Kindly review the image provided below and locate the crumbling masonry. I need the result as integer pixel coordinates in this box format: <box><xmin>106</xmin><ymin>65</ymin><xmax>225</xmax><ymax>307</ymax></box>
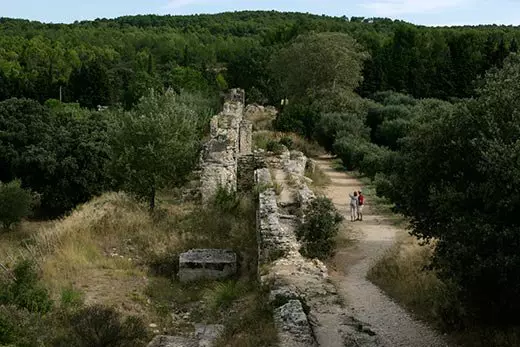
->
<box><xmin>199</xmin><ymin>89</ymin><xmax>254</xmax><ymax>203</ymax></box>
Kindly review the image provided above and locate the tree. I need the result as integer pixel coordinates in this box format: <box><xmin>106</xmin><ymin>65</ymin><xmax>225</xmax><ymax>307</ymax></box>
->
<box><xmin>110</xmin><ymin>89</ymin><xmax>209</xmax><ymax>210</ymax></box>
<box><xmin>0</xmin><ymin>98</ymin><xmax>111</xmax><ymax>217</ymax></box>
<box><xmin>269</xmin><ymin>32</ymin><xmax>368</xmax><ymax>102</ymax></box>
<box><xmin>390</xmin><ymin>53</ymin><xmax>520</xmax><ymax>323</ymax></box>
<box><xmin>0</xmin><ymin>180</ymin><xmax>38</xmax><ymax>230</ymax></box>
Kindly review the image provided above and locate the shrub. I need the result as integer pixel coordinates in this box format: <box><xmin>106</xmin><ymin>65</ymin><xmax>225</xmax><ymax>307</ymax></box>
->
<box><xmin>204</xmin><ymin>281</ymin><xmax>247</xmax><ymax>313</ymax></box>
<box><xmin>278</xmin><ymin>136</ymin><xmax>294</xmax><ymax>150</ymax></box>
<box><xmin>333</xmin><ymin>135</ymin><xmax>368</xmax><ymax>170</ymax></box>
<box><xmin>265</xmin><ymin>140</ymin><xmax>286</xmax><ymax>154</ymax></box>
<box><xmin>61</xmin><ymin>305</ymin><xmax>149</xmax><ymax>347</ymax></box>
<box><xmin>0</xmin><ymin>260</ymin><xmax>53</xmax><ymax>314</ymax></box>
<box><xmin>0</xmin><ymin>180</ymin><xmax>38</xmax><ymax>230</ymax></box>
<box><xmin>296</xmin><ymin>197</ymin><xmax>343</xmax><ymax>259</ymax></box>
<box><xmin>315</xmin><ymin>111</ymin><xmax>370</xmax><ymax>152</ymax></box>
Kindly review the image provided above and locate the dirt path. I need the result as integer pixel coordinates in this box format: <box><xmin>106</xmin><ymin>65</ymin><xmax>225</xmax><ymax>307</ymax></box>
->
<box><xmin>315</xmin><ymin>157</ymin><xmax>449</xmax><ymax>347</ymax></box>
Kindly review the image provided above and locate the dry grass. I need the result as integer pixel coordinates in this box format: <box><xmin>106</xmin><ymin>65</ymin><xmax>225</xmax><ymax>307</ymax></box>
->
<box><xmin>0</xmin><ymin>189</ymin><xmax>278</xmax><ymax>343</ymax></box>
<box><xmin>305</xmin><ymin>164</ymin><xmax>331</xmax><ymax>191</ymax></box>
<box><xmin>253</xmin><ymin>130</ymin><xmax>325</xmax><ymax>158</ymax></box>
<box><xmin>368</xmin><ymin>230</ymin><xmax>520</xmax><ymax>346</ymax></box>
<box><xmin>246</xmin><ymin>108</ymin><xmax>276</xmax><ymax>131</ymax></box>
<box><xmin>0</xmin><ymin>192</ymin><xmax>185</xmax><ymax>329</ymax></box>
<box><xmin>367</xmin><ymin>234</ymin><xmax>452</xmax><ymax>323</ymax></box>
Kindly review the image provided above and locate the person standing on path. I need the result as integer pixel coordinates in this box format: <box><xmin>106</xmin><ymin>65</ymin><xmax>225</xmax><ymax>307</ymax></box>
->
<box><xmin>348</xmin><ymin>191</ymin><xmax>359</xmax><ymax>222</ymax></box>
<box><xmin>358</xmin><ymin>190</ymin><xmax>365</xmax><ymax>221</ymax></box>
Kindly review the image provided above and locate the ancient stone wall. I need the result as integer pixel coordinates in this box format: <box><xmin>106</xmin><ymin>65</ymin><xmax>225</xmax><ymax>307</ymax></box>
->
<box><xmin>199</xmin><ymin>89</ymin><xmax>252</xmax><ymax>203</ymax></box>
<box><xmin>255</xmin><ymin>163</ymin><xmax>321</xmax><ymax>347</ymax></box>
<box><xmin>255</xmin><ymin>149</ymin><xmax>373</xmax><ymax>346</ymax></box>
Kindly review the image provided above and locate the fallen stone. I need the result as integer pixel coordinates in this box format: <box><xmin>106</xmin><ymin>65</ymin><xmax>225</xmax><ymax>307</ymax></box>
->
<box><xmin>178</xmin><ymin>249</ymin><xmax>237</xmax><ymax>283</ymax></box>
<box><xmin>194</xmin><ymin>324</ymin><xmax>225</xmax><ymax>347</ymax></box>
<box><xmin>147</xmin><ymin>335</ymin><xmax>199</xmax><ymax>347</ymax></box>
<box><xmin>340</xmin><ymin>315</ymin><xmax>386</xmax><ymax>347</ymax></box>
<box><xmin>274</xmin><ymin>300</ymin><xmax>317</xmax><ymax>347</ymax></box>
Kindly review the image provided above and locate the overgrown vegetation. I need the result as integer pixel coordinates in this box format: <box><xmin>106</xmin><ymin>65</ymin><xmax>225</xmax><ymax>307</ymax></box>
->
<box><xmin>253</xmin><ymin>131</ymin><xmax>324</xmax><ymax>157</ymax></box>
<box><xmin>0</xmin><ymin>259</ymin><xmax>150</xmax><ymax>346</ymax></box>
<box><xmin>0</xmin><ymin>180</ymin><xmax>39</xmax><ymax>230</ymax></box>
<box><xmin>296</xmin><ymin>197</ymin><xmax>343</xmax><ymax>260</ymax></box>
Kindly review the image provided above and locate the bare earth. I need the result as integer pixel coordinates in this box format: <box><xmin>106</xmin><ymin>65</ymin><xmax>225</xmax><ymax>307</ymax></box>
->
<box><xmin>315</xmin><ymin>157</ymin><xmax>450</xmax><ymax>347</ymax></box>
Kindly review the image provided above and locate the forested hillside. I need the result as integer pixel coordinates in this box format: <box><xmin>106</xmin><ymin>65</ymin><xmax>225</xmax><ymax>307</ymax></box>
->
<box><xmin>1</xmin><ymin>11</ymin><xmax>519</xmax><ymax>107</ymax></box>
<box><xmin>3</xmin><ymin>10</ymin><xmax>520</xmax><ymax>346</ymax></box>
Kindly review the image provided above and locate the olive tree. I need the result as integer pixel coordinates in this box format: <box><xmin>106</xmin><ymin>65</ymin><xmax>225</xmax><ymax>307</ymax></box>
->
<box><xmin>110</xmin><ymin>89</ymin><xmax>210</xmax><ymax>210</ymax></box>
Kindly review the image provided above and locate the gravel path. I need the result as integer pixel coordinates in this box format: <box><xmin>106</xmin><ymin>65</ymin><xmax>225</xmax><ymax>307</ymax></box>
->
<box><xmin>315</xmin><ymin>157</ymin><xmax>450</xmax><ymax>347</ymax></box>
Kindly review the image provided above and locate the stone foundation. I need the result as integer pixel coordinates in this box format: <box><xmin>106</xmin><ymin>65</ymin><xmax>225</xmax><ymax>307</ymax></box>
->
<box><xmin>178</xmin><ymin>249</ymin><xmax>237</xmax><ymax>282</ymax></box>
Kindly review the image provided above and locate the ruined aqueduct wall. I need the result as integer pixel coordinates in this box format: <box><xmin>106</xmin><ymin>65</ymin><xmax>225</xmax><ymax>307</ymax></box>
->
<box><xmin>199</xmin><ymin>90</ymin><xmax>344</xmax><ymax>346</ymax></box>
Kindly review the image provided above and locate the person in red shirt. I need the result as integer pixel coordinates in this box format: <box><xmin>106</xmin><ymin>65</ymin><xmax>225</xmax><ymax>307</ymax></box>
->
<box><xmin>358</xmin><ymin>190</ymin><xmax>365</xmax><ymax>221</ymax></box>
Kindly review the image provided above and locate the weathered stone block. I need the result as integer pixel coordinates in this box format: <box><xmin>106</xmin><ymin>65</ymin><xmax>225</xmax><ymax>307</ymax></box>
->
<box><xmin>178</xmin><ymin>249</ymin><xmax>237</xmax><ymax>282</ymax></box>
<box><xmin>239</xmin><ymin>120</ymin><xmax>253</xmax><ymax>155</ymax></box>
<box><xmin>147</xmin><ymin>336</ymin><xmax>199</xmax><ymax>347</ymax></box>
<box><xmin>274</xmin><ymin>300</ymin><xmax>318</xmax><ymax>347</ymax></box>
<box><xmin>194</xmin><ymin>324</ymin><xmax>225</xmax><ymax>347</ymax></box>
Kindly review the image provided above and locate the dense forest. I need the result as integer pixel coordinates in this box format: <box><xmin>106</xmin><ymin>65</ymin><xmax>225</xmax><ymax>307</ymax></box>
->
<box><xmin>0</xmin><ymin>11</ymin><xmax>519</xmax><ymax>107</ymax></box>
<box><xmin>2</xmin><ymin>10</ymin><xmax>520</xmax><ymax>345</ymax></box>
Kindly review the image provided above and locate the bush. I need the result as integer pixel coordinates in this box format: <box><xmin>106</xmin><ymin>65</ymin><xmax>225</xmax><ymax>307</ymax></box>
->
<box><xmin>265</xmin><ymin>140</ymin><xmax>286</xmax><ymax>154</ymax></box>
<box><xmin>278</xmin><ymin>136</ymin><xmax>294</xmax><ymax>150</ymax></box>
<box><xmin>0</xmin><ymin>260</ymin><xmax>53</xmax><ymax>314</ymax></box>
<box><xmin>296</xmin><ymin>197</ymin><xmax>343</xmax><ymax>259</ymax></box>
<box><xmin>274</xmin><ymin>103</ymin><xmax>320</xmax><ymax>139</ymax></box>
<box><xmin>333</xmin><ymin>135</ymin><xmax>369</xmax><ymax>170</ymax></box>
<box><xmin>60</xmin><ymin>305</ymin><xmax>149</xmax><ymax>347</ymax></box>
<box><xmin>0</xmin><ymin>180</ymin><xmax>38</xmax><ymax>230</ymax></box>
<box><xmin>204</xmin><ymin>281</ymin><xmax>247</xmax><ymax>313</ymax></box>
<box><xmin>315</xmin><ymin>111</ymin><xmax>370</xmax><ymax>152</ymax></box>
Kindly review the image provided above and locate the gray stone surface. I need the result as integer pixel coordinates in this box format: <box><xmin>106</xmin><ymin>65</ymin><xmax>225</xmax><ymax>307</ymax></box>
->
<box><xmin>194</xmin><ymin>324</ymin><xmax>225</xmax><ymax>347</ymax></box>
<box><xmin>239</xmin><ymin>120</ymin><xmax>253</xmax><ymax>155</ymax></box>
<box><xmin>178</xmin><ymin>249</ymin><xmax>237</xmax><ymax>282</ymax></box>
<box><xmin>274</xmin><ymin>300</ymin><xmax>317</xmax><ymax>347</ymax></box>
<box><xmin>200</xmin><ymin>90</ymin><xmax>246</xmax><ymax>203</ymax></box>
<box><xmin>147</xmin><ymin>336</ymin><xmax>199</xmax><ymax>347</ymax></box>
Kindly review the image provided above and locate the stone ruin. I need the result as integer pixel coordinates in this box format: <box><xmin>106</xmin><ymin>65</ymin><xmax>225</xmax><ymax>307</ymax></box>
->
<box><xmin>255</xmin><ymin>148</ymin><xmax>383</xmax><ymax>346</ymax></box>
<box><xmin>153</xmin><ymin>89</ymin><xmax>383</xmax><ymax>347</ymax></box>
<box><xmin>199</xmin><ymin>89</ymin><xmax>254</xmax><ymax>203</ymax></box>
<box><xmin>178</xmin><ymin>249</ymin><xmax>237</xmax><ymax>283</ymax></box>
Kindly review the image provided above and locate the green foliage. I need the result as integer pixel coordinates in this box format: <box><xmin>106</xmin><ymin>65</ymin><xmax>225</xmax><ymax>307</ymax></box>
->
<box><xmin>60</xmin><ymin>286</ymin><xmax>84</xmax><ymax>309</ymax></box>
<box><xmin>0</xmin><ymin>98</ymin><xmax>111</xmax><ymax>217</ymax></box>
<box><xmin>216</xmin><ymin>73</ymin><xmax>228</xmax><ymax>91</ymax></box>
<box><xmin>0</xmin><ymin>260</ymin><xmax>53</xmax><ymax>314</ymax></box>
<box><xmin>274</xmin><ymin>103</ymin><xmax>320</xmax><ymax>139</ymax></box>
<box><xmin>278</xmin><ymin>136</ymin><xmax>294</xmax><ymax>150</ymax></box>
<box><xmin>269</xmin><ymin>32</ymin><xmax>368</xmax><ymax>101</ymax></box>
<box><xmin>265</xmin><ymin>140</ymin><xmax>286</xmax><ymax>154</ymax></box>
<box><xmin>110</xmin><ymin>89</ymin><xmax>210</xmax><ymax>210</ymax></box>
<box><xmin>315</xmin><ymin>111</ymin><xmax>370</xmax><ymax>152</ymax></box>
<box><xmin>58</xmin><ymin>305</ymin><xmax>149</xmax><ymax>347</ymax></box>
<box><xmin>387</xmin><ymin>54</ymin><xmax>520</xmax><ymax>324</ymax></box>
<box><xmin>0</xmin><ymin>180</ymin><xmax>38</xmax><ymax>229</ymax></box>
<box><xmin>203</xmin><ymin>281</ymin><xmax>247</xmax><ymax>313</ymax></box>
<box><xmin>296</xmin><ymin>197</ymin><xmax>343</xmax><ymax>259</ymax></box>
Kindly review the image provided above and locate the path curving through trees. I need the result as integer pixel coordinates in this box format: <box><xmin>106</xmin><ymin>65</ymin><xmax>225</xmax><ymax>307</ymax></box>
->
<box><xmin>315</xmin><ymin>156</ymin><xmax>450</xmax><ymax>347</ymax></box>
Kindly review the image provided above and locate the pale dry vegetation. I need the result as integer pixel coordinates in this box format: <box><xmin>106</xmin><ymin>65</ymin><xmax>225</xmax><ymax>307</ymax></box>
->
<box><xmin>0</xmin><ymin>189</ymin><xmax>278</xmax><ymax>344</ymax></box>
<box><xmin>253</xmin><ymin>130</ymin><xmax>325</xmax><ymax>158</ymax></box>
